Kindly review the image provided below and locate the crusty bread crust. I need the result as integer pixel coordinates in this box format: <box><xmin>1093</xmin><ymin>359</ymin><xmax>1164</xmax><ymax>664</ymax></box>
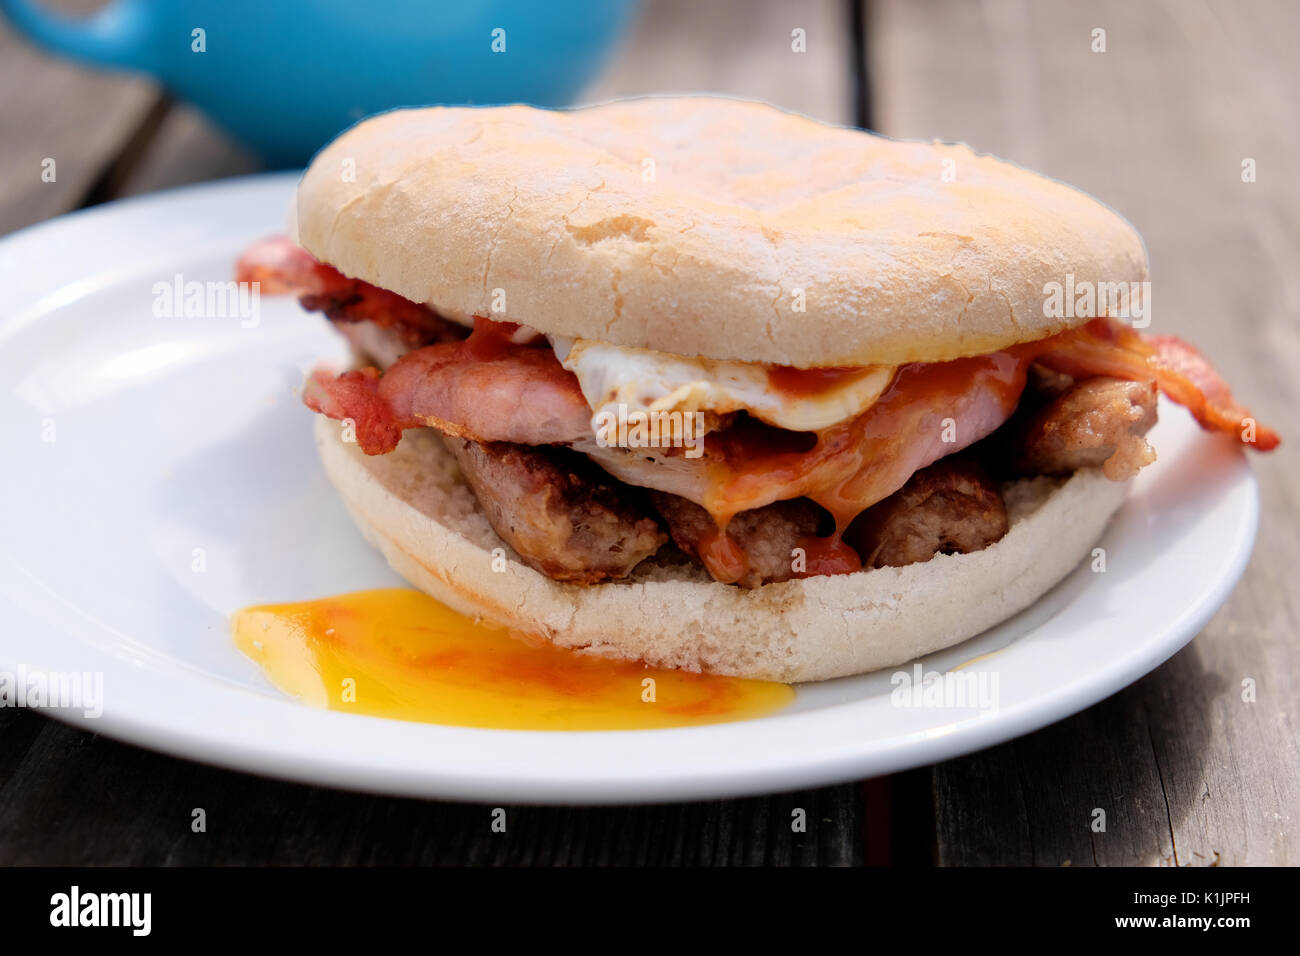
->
<box><xmin>314</xmin><ymin>416</ymin><xmax>1129</xmax><ymax>682</ymax></box>
<box><xmin>295</xmin><ymin>97</ymin><xmax>1148</xmax><ymax>368</ymax></box>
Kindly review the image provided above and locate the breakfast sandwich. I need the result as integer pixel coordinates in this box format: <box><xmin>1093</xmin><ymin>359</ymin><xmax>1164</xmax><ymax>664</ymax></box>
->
<box><xmin>237</xmin><ymin>96</ymin><xmax>1277</xmax><ymax>682</ymax></box>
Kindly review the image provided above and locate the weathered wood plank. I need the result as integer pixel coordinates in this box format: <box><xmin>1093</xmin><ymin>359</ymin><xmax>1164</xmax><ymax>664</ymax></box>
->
<box><xmin>0</xmin><ymin>4</ymin><xmax>162</xmax><ymax>233</ymax></box>
<box><xmin>582</xmin><ymin>0</ymin><xmax>856</xmax><ymax>125</ymax></box>
<box><xmin>0</xmin><ymin>712</ymin><xmax>864</xmax><ymax>865</ymax></box>
<box><xmin>870</xmin><ymin>0</ymin><xmax>1300</xmax><ymax>866</ymax></box>
<box><xmin>115</xmin><ymin>103</ymin><xmax>260</xmax><ymax>197</ymax></box>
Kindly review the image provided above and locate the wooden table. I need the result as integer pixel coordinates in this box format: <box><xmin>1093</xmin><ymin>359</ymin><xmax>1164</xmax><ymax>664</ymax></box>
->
<box><xmin>1</xmin><ymin>0</ymin><xmax>1294</xmax><ymax>866</ymax></box>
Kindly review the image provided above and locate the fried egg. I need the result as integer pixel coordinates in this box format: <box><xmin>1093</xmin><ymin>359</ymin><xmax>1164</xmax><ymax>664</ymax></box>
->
<box><xmin>552</xmin><ymin>337</ymin><xmax>895</xmax><ymax>433</ymax></box>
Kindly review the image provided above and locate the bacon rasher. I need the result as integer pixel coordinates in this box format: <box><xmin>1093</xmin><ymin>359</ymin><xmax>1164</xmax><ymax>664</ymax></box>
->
<box><xmin>236</xmin><ymin>235</ymin><xmax>461</xmax><ymax>347</ymax></box>
<box><xmin>1034</xmin><ymin>318</ymin><xmax>1280</xmax><ymax>450</ymax></box>
<box><xmin>303</xmin><ymin>322</ymin><xmax>592</xmax><ymax>455</ymax></box>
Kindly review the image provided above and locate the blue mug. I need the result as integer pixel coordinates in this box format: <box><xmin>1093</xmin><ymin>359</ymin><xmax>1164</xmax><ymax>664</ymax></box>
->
<box><xmin>1</xmin><ymin>0</ymin><xmax>639</xmax><ymax>166</ymax></box>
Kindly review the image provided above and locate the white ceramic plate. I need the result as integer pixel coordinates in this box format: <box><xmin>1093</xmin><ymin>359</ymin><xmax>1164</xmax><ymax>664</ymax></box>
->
<box><xmin>0</xmin><ymin>174</ymin><xmax>1260</xmax><ymax>803</ymax></box>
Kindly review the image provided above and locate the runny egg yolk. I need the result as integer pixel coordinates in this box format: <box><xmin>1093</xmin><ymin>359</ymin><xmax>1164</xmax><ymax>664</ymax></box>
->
<box><xmin>232</xmin><ymin>588</ymin><xmax>794</xmax><ymax>731</ymax></box>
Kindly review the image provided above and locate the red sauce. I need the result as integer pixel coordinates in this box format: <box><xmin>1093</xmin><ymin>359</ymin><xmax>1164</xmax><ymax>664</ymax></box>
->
<box><xmin>688</xmin><ymin>349</ymin><xmax>1045</xmax><ymax>581</ymax></box>
<box><xmin>707</xmin><ymin>350</ymin><xmax>1034</xmax><ymax>532</ymax></box>
<box><xmin>766</xmin><ymin>364</ymin><xmax>877</xmax><ymax>398</ymax></box>
<box><xmin>710</xmin><ymin>415</ymin><xmax>818</xmax><ymax>459</ymax></box>
<box><xmin>697</xmin><ymin>527</ymin><xmax>749</xmax><ymax>584</ymax></box>
<box><xmin>792</xmin><ymin>535</ymin><xmax>862</xmax><ymax>577</ymax></box>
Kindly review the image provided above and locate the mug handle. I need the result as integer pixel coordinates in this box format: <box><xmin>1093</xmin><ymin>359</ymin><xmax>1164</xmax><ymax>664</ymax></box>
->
<box><xmin>0</xmin><ymin>0</ymin><xmax>153</xmax><ymax>70</ymax></box>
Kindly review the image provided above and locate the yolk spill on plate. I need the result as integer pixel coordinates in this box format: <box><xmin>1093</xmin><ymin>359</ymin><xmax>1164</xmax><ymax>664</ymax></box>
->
<box><xmin>232</xmin><ymin>588</ymin><xmax>794</xmax><ymax>730</ymax></box>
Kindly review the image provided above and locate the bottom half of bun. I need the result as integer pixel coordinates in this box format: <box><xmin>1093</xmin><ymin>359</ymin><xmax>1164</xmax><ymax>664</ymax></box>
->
<box><xmin>313</xmin><ymin>416</ymin><xmax>1129</xmax><ymax>682</ymax></box>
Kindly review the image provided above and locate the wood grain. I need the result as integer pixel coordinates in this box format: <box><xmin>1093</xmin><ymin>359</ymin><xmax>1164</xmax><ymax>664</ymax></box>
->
<box><xmin>581</xmin><ymin>0</ymin><xmax>856</xmax><ymax>125</ymax></box>
<box><xmin>0</xmin><ymin>711</ymin><xmax>863</xmax><ymax>865</ymax></box>
<box><xmin>869</xmin><ymin>0</ymin><xmax>1300</xmax><ymax>865</ymax></box>
<box><xmin>115</xmin><ymin>104</ymin><xmax>260</xmax><ymax>198</ymax></box>
<box><xmin>0</xmin><ymin>2</ymin><xmax>162</xmax><ymax>232</ymax></box>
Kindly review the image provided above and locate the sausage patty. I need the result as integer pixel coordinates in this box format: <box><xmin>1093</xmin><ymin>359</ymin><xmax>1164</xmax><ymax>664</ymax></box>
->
<box><xmin>848</xmin><ymin>458</ymin><xmax>1009</xmax><ymax>569</ymax></box>
<box><xmin>650</xmin><ymin>492</ymin><xmax>827</xmax><ymax>588</ymax></box>
<box><xmin>444</xmin><ymin>437</ymin><xmax>667</xmax><ymax>584</ymax></box>
<box><xmin>1011</xmin><ymin>376</ymin><xmax>1158</xmax><ymax>480</ymax></box>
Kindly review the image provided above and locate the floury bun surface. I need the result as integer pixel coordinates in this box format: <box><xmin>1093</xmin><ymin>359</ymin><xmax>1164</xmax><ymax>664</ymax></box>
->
<box><xmin>315</xmin><ymin>418</ymin><xmax>1128</xmax><ymax>683</ymax></box>
<box><xmin>294</xmin><ymin>96</ymin><xmax>1149</xmax><ymax>368</ymax></box>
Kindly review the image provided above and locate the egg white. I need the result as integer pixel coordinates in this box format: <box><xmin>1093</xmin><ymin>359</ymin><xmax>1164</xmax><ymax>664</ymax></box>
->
<box><xmin>553</xmin><ymin>337</ymin><xmax>895</xmax><ymax>434</ymax></box>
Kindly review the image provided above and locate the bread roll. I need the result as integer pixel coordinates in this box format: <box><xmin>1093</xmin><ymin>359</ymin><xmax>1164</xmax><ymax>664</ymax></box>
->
<box><xmin>295</xmin><ymin>97</ymin><xmax>1148</xmax><ymax>368</ymax></box>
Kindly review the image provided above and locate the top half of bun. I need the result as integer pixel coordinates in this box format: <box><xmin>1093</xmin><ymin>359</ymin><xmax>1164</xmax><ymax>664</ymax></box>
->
<box><xmin>294</xmin><ymin>97</ymin><xmax>1148</xmax><ymax>367</ymax></box>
